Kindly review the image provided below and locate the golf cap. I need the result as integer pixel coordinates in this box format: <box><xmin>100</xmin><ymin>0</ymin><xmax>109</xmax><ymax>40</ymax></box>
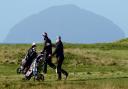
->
<box><xmin>42</xmin><ymin>32</ymin><xmax>47</xmax><ymax>37</ymax></box>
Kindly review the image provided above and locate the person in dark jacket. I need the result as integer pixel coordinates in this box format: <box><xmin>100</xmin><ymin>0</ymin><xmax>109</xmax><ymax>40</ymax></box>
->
<box><xmin>25</xmin><ymin>43</ymin><xmax>37</xmax><ymax>70</ymax></box>
<box><xmin>42</xmin><ymin>32</ymin><xmax>56</xmax><ymax>73</ymax></box>
<box><xmin>52</xmin><ymin>36</ymin><xmax>68</xmax><ymax>80</ymax></box>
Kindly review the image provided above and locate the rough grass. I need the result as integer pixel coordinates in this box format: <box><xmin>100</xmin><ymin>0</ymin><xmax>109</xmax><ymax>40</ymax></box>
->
<box><xmin>1</xmin><ymin>39</ymin><xmax>128</xmax><ymax>89</ymax></box>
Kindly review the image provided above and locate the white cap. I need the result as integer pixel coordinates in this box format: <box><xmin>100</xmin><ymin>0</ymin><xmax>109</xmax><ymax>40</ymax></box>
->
<box><xmin>42</xmin><ymin>32</ymin><xmax>47</xmax><ymax>37</ymax></box>
<box><xmin>32</xmin><ymin>42</ymin><xmax>36</xmax><ymax>46</ymax></box>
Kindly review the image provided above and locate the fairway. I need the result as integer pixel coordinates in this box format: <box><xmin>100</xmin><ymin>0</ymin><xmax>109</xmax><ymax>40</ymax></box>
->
<box><xmin>0</xmin><ymin>64</ymin><xmax>128</xmax><ymax>89</ymax></box>
<box><xmin>1</xmin><ymin>41</ymin><xmax>128</xmax><ymax>89</ymax></box>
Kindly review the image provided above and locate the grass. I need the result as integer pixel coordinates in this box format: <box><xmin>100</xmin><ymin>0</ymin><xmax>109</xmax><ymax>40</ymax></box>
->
<box><xmin>0</xmin><ymin>64</ymin><xmax>128</xmax><ymax>89</ymax></box>
<box><xmin>1</xmin><ymin>38</ymin><xmax>128</xmax><ymax>89</ymax></box>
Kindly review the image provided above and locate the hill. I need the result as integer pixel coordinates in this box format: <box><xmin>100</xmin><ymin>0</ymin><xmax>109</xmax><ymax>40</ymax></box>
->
<box><xmin>4</xmin><ymin>5</ymin><xmax>125</xmax><ymax>43</ymax></box>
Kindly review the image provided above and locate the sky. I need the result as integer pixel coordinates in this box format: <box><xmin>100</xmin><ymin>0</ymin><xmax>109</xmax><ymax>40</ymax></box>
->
<box><xmin>0</xmin><ymin>0</ymin><xmax>128</xmax><ymax>42</ymax></box>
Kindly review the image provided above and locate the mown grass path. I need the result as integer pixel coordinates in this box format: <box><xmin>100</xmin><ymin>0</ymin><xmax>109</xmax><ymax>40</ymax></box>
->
<box><xmin>0</xmin><ymin>64</ymin><xmax>128</xmax><ymax>89</ymax></box>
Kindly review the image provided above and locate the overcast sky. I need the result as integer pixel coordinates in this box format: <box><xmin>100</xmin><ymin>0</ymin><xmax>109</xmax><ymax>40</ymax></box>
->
<box><xmin>0</xmin><ymin>0</ymin><xmax>128</xmax><ymax>42</ymax></box>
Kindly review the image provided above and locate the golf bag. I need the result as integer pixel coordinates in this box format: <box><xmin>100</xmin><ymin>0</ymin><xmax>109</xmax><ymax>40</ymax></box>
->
<box><xmin>17</xmin><ymin>55</ymin><xmax>30</xmax><ymax>74</ymax></box>
<box><xmin>24</xmin><ymin>53</ymin><xmax>46</xmax><ymax>81</ymax></box>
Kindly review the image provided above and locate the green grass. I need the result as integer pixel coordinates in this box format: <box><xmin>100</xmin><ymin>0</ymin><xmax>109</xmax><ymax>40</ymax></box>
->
<box><xmin>0</xmin><ymin>64</ymin><xmax>128</xmax><ymax>89</ymax></box>
<box><xmin>1</xmin><ymin>39</ymin><xmax>128</xmax><ymax>89</ymax></box>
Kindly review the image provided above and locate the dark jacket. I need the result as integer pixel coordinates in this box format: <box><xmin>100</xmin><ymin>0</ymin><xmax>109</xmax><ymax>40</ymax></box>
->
<box><xmin>42</xmin><ymin>37</ymin><xmax>52</xmax><ymax>55</ymax></box>
<box><xmin>26</xmin><ymin>47</ymin><xmax>37</xmax><ymax>66</ymax></box>
<box><xmin>53</xmin><ymin>40</ymin><xmax>64</xmax><ymax>58</ymax></box>
<box><xmin>27</xmin><ymin>47</ymin><xmax>37</xmax><ymax>59</ymax></box>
